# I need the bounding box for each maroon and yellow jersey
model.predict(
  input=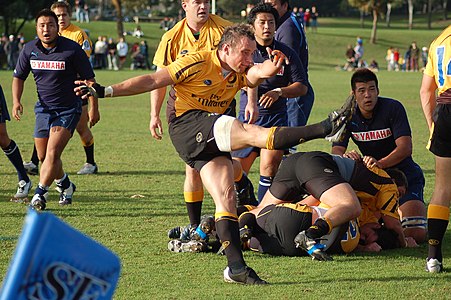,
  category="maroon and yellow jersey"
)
[153,14,232,68]
[424,25,451,98]
[60,23,92,58]
[166,49,247,116]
